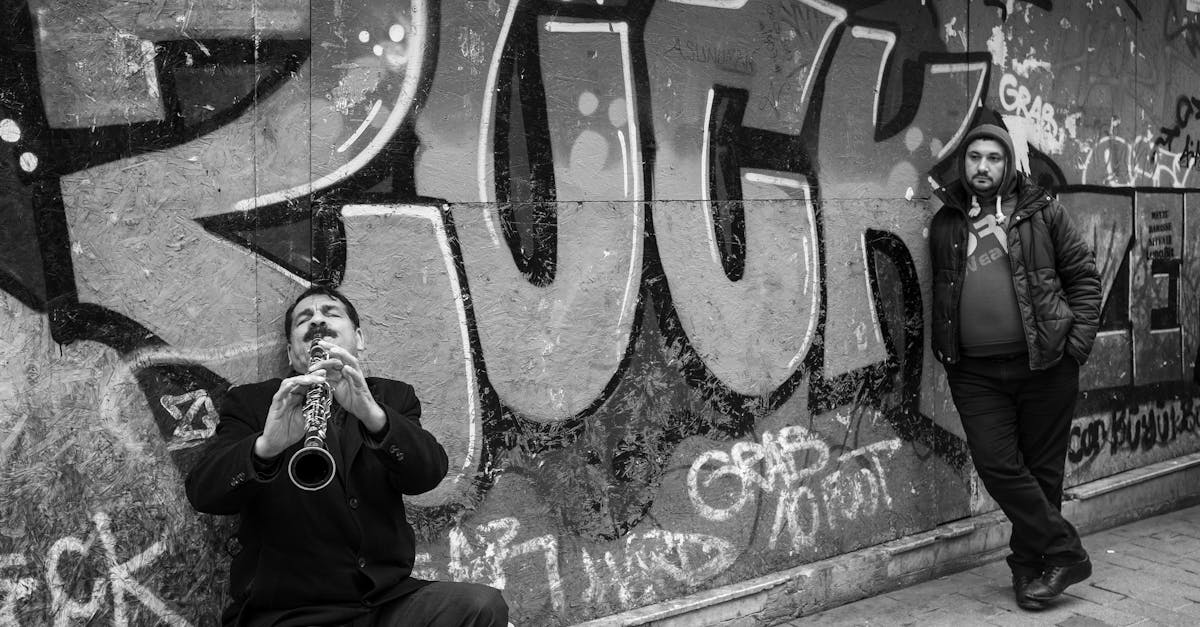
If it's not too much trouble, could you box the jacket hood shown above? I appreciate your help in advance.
[958,123,1018,202]
[935,170,1054,222]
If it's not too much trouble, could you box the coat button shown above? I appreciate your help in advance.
[349,497,359,509]
[357,557,367,568]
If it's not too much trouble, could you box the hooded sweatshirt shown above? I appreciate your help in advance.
[957,124,1026,357]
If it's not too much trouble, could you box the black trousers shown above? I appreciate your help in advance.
[946,353,1089,577]
[344,581,508,627]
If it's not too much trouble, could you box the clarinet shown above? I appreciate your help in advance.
[287,338,337,491]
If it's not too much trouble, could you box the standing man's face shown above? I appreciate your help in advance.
[964,138,1006,196]
[287,294,364,374]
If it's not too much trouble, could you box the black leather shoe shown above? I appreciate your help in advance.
[1025,558,1092,602]
[1012,574,1046,611]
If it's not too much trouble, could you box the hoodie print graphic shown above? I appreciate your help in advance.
[960,209,1026,355]
[964,211,1003,257]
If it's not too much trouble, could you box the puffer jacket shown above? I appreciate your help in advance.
[929,172,1101,370]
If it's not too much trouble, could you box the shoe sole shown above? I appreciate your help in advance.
[1017,599,1047,611]
[1026,563,1093,602]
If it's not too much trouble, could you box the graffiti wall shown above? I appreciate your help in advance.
[2,0,1199,624]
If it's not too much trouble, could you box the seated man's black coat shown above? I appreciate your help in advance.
[186,377,448,627]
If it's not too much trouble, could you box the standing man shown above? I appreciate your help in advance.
[187,285,509,626]
[929,123,1101,611]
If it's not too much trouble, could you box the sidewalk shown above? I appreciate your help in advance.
[782,504,1200,626]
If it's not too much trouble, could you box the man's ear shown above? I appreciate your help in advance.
[286,340,303,373]
[355,327,365,353]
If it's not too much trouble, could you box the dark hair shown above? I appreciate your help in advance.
[283,285,361,340]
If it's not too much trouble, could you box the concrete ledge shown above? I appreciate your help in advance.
[1064,452,1200,501]
[574,452,1200,627]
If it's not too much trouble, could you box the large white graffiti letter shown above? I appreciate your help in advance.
[687,449,755,520]
[340,205,484,508]
[646,0,842,397]
[92,513,187,626]
[447,17,645,422]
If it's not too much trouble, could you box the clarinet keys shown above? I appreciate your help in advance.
[287,338,337,491]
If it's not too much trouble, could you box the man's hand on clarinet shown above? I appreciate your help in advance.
[255,371,328,460]
[309,339,387,433]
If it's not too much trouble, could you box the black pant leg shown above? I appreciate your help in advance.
[372,581,508,627]
[947,356,1083,576]
[1015,358,1087,565]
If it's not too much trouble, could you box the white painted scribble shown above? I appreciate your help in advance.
[448,518,565,611]
[160,390,218,451]
[580,530,737,609]
[688,423,902,553]
[1080,134,1196,187]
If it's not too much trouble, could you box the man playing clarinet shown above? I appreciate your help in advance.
[186,285,508,626]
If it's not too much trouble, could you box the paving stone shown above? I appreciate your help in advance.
[963,593,1091,626]
[1055,614,1117,627]
[880,587,962,614]
[1062,596,1147,626]
[781,609,852,623]
[787,603,904,626]
[1032,596,1111,622]
[1145,520,1200,541]
[901,606,978,627]
[1092,548,1200,584]
[1106,598,1200,624]
[1116,538,1198,568]
[1093,548,1154,570]
[1174,559,1200,576]
[1091,573,1200,610]
[984,607,1072,627]
[1092,550,1145,568]
[1064,582,1129,606]
[1133,532,1200,555]
[1085,563,1140,592]
[1177,602,1200,619]
[792,593,907,625]
[980,611,1053,627]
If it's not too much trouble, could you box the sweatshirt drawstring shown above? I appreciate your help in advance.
[969,195,1007,223]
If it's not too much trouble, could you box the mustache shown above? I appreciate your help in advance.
[303,325,336,342]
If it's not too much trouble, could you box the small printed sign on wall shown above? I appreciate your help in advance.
[1190,0,1200,13]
